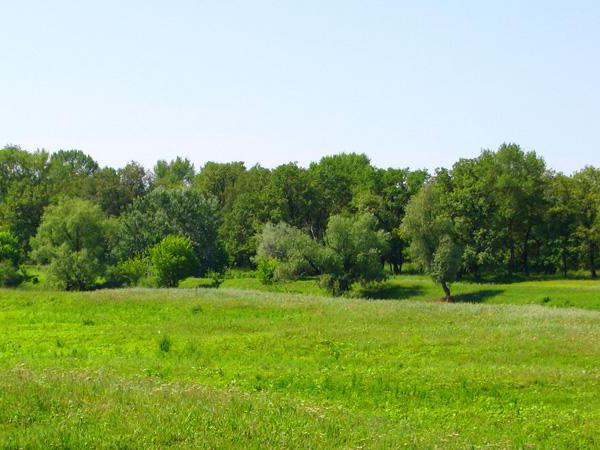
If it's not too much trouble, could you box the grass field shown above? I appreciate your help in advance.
[181,273,600,311]
[1,287,599,448]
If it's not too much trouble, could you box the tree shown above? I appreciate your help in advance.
[320,214,389,294]
[401,182,462,301]
[30,199,108,290]
[150,235,197,287]
[113,189,226,274]
[0,146,50,251]
[153,157,195,189]
[0,231,21,266]
[308,153,376,236]
[545,173,579,277]
[572,167,600,278]
[46,150,99,198]
[0,231,24,287]
[256,222,322,279]
[194,161,246,207]
[256,214,389,295]
[354,167,428,274]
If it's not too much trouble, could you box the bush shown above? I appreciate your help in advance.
[114,257,150,286]
[49,246,101,291]
[0,261,24,287]
[0,231,21,266]
[206,270,225,288]
[256,258,277,285]
[150,235,197,288]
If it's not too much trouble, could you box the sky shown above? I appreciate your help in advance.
[1,0,599,173]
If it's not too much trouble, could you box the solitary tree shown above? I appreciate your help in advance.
[401,182,462,301]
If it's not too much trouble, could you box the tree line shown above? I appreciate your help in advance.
[0,143,598,298]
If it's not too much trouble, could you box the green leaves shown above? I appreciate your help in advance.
[150,235,197,288]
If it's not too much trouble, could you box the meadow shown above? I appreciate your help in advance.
[1,283,599,448]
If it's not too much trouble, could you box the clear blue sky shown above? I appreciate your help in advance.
[1,1,598,173]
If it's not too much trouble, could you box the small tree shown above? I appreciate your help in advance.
[401,182,462,301]
[320,214,389,295]
[30,198,108,290]
[49,246,101,291]
[256,214,389,295]
[150,235,197,287]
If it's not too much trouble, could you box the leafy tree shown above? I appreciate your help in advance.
[354,167,428,273]
[30,198,108,263]
[572,167,600,278]
[401,182,462,301]
[545,173,579,277]
[46,150,99,198]
[150,235,197,287]
[153,157,195,189]
[0,231,24,287]
[113,189,226,274]
[257,214,389,295]
[320,214,389,294]
[263,163,319,230]
[0,231,21,266]
[194,161,246,206]
[49,246,101,291]
[30,199,108,290]
[256,222,322,279]
[308,153,376,236]
[0,146,50,251]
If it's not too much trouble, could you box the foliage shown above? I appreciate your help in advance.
[48,246,101,291]
[401,182,462,300]
[113,189,226,274]
[30,198,108,264]
[319,214,389,294]
[206,270,225,288]
[150,235,197,288]
[114,257,150,287]
[256,258,277,285]
[0,260,24,287]
[0,231,21,266]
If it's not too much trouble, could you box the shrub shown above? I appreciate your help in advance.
[256,257,277,285]
[48,246,101,291]
[150,235,197,288]
[0,261,24,287]
[206,270,225,288]
[116,257,150,286]
[0,231,21,266]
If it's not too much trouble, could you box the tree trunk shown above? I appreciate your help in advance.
[441,281,453,302]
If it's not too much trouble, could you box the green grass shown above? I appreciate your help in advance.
[182,273,600,310]
[1,288,600,447]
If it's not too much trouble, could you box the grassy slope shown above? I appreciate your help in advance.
[183,273,600,310]
[1,288,599,448]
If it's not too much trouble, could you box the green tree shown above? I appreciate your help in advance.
[257,214,389,295]
[401,182,462,301]
[572,167,600,278]
[0,231,21,265]
[113,189,226,274]
[153,157,195,189]
[150,235,197,287]
[30,199,108,290]
[320,214,389,294]
[194,161,246,206]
